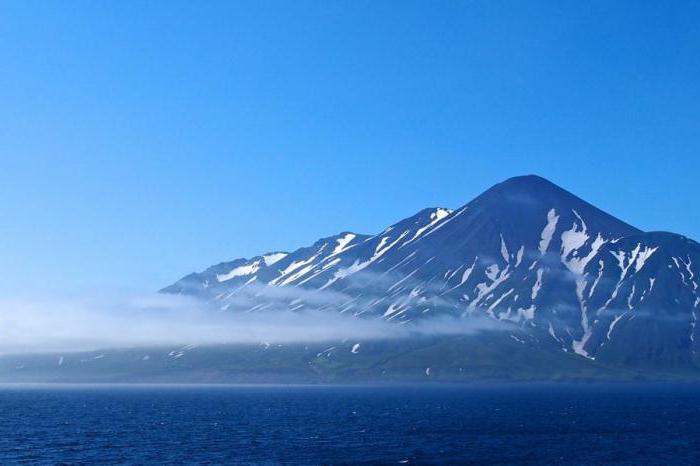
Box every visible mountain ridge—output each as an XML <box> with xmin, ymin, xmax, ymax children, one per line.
<box><xmin>161</xmin><ymin>174</ymin><xmax>700</xmax><ymax>376</ymax></box>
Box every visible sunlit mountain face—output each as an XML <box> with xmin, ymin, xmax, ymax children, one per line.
<box><xmin>163</xmin><ymin>175</ymin><xmax>700</xmax><ymax>375</ymax></box>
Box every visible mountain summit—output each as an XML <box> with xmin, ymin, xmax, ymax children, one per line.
<box><xmin>163</xmin><ymin>175</ymin><xmax>700</xmax><ymax>376</ymax></box>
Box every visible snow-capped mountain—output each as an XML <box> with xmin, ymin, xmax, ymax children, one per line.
<box><xmin>163</xmin><ymin>175</ymin><xmax>700</xmax><ymax>373</ymax></box>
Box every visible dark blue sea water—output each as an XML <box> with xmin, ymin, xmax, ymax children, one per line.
<box><xmin>0</xmin><ymin>383</ymin><xmax>699</xmax><ymax>465</ymax></box>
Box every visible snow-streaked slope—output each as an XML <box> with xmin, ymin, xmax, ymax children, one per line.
<box><xmin>163</xmin><ymin>175</ymin><xmax>700</xmax><ymax>372</ymax></box>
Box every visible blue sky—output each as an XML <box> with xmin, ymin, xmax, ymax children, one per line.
<box><xmin>0</xmin><ymin>1</ymin><xmax>698</xmax><ymax>294</ymax></box>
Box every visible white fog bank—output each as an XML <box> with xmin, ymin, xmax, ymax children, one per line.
<box><xmin>0</xmin><ymin>293</ymin><xmax>504</xmax><ymax>354</ymax></box>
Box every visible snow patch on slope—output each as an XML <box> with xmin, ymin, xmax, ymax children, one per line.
<box><xmin>539</xmin><ymin>209</ymin><xmax>559</xmax><ymax>254</ymax></box>
<box><xmin>217</xmin><ymin>261</ymin><xmax>261</xmax><ymax>282</ymax></box>
<box><xmin>263</xmin><ymin>253</ymin><xmax>288</xmax><ymax>266</ymax></box>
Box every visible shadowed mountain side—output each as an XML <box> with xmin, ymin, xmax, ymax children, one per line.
<box><xmin>150</xmin><ymin>176</ymin><xmax>700</xmax><ymax>379</ymax></box>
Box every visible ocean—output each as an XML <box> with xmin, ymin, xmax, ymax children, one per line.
<box><xmin>0</xmin><ymin>383</ymin><xmax>698</xmax><ymax>464</ymax></box>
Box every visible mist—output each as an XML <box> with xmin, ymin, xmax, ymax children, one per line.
<box><xmin>0</xmin><ymin>291</ymin><xmax>506</xmax><ymax>354</ymax></box>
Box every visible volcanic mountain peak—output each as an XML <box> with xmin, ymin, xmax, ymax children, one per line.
<box><xmin>162</xmin><ymin>175</ymin><xmax>700</xmax><ymax>372</ymax></box>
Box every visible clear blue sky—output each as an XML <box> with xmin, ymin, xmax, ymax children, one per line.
<box><xmin>0</xmin><ymin>1</ymin><xmax>698</xmax><ymax>294</ymax></box>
